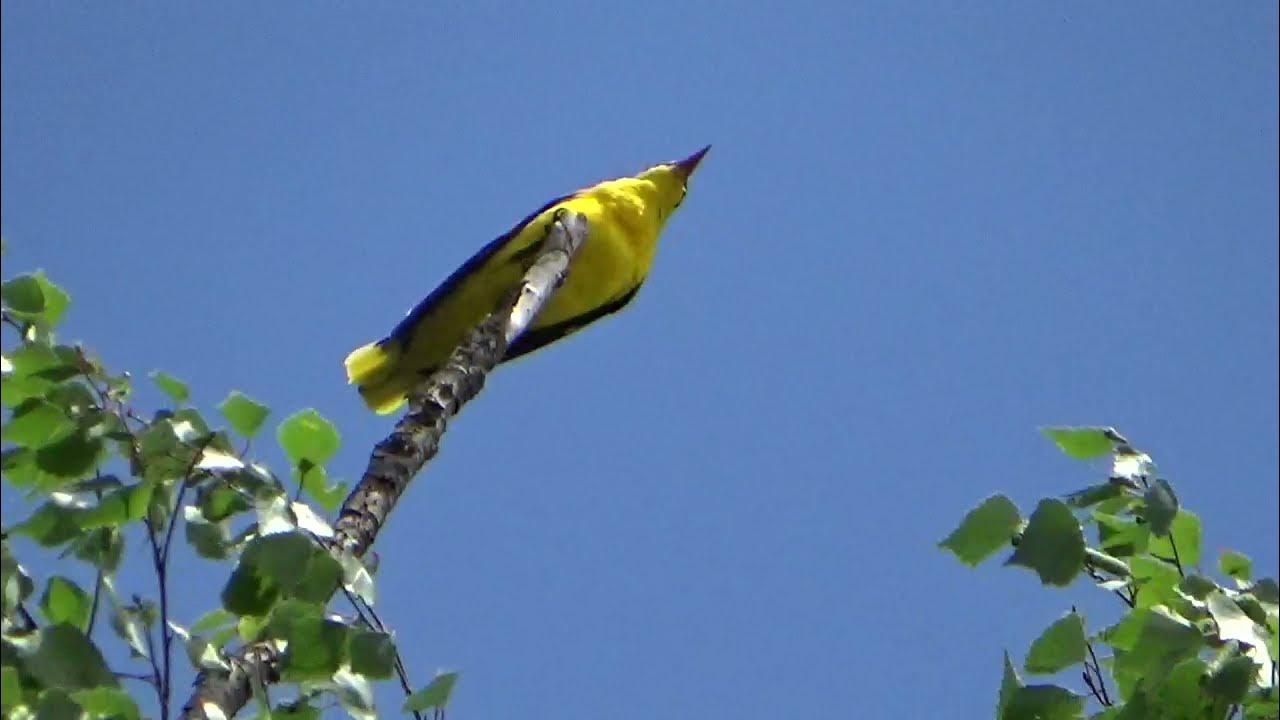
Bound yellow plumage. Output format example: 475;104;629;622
345;147;709;414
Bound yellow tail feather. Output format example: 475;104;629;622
344;342;408;414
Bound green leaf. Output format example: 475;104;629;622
184;508;230;560
1207;653;1258;705
35;689;82;720
23;623;117;689
997;651;1021;718
198;483;253;522
1206;591;1270;656
293;550;342;604
1245;690;1279;719
1142;479;1178;536
1064;481;1126;509
70;687;140;720
1112;609;1204;694
1220;551;1252;586
280;617;347;680
1000;684;1084;720
939;494;1021;566
81;482;154;529
294;463;347;512
1041;426;1116;460
332;667;374;718
1178;574;1218;600
108;598;153;659
30;271;70;328
404;671;459;713
190;608;234;635
1149;510;1201;567
348;630;396;679
12;501;85;547
149;370;190;405
2;274;46;316
218;391;270;438
1129;556;1182;609
39;576;90;629
2;398;75;448
277;409;340;467
1025;612;1087;674
1154;658;1210;719
0;343;75;407
1094;512;1150;558
35;430;105;481
221;531;321;616
2;543;35;615
1246;578;1278;605
1100;608;1150;652
1007;500;1085;586
70;529;124;574
0;666;21;710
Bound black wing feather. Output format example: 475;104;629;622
386;193;577;349
502;284;643;362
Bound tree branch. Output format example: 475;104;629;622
180;210;588;720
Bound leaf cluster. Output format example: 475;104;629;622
941;426;1278;719
2;268;456;718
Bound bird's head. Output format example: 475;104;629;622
633;145;710;226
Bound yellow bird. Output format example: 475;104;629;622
345;146;709;414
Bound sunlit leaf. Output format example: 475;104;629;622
24;623;117;689
1142;478;1178;536
277;409;339;467
218;391;270;438
1025;612;1087;674
939;494;1021;566
150;370;190;405
348;630;396;679
1220;551;1252;587
404;671;458;712
1007;500;1085;586
39;576;90;629
1040;426;1116;460
1;274;46;316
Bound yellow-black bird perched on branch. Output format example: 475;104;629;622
345;146;710;414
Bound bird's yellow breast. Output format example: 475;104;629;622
535;180;661;327
395;177;663;373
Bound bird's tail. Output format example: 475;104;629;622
344;341;409;415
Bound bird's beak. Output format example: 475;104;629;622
673;145;711;180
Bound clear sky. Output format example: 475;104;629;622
2;3;1277;718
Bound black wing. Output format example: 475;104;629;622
386;193;577;350
502;284;643;362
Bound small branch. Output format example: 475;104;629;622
1084;639;1112;706
142;611;165;713
143;521;171;720
162;435;215;566
1166;534;1185;578
86;571;103;636
340;588;422;720
180;211;589;720
1083;548;1130;579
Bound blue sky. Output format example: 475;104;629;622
2;3;1277;718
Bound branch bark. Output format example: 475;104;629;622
181;210;588;720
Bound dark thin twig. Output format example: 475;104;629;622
86;570;103;636
339;585;423;720
142;522;171;719
162;436;214;565
1166;534;1185;578
1084;640;1112;706
141;612;165;712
